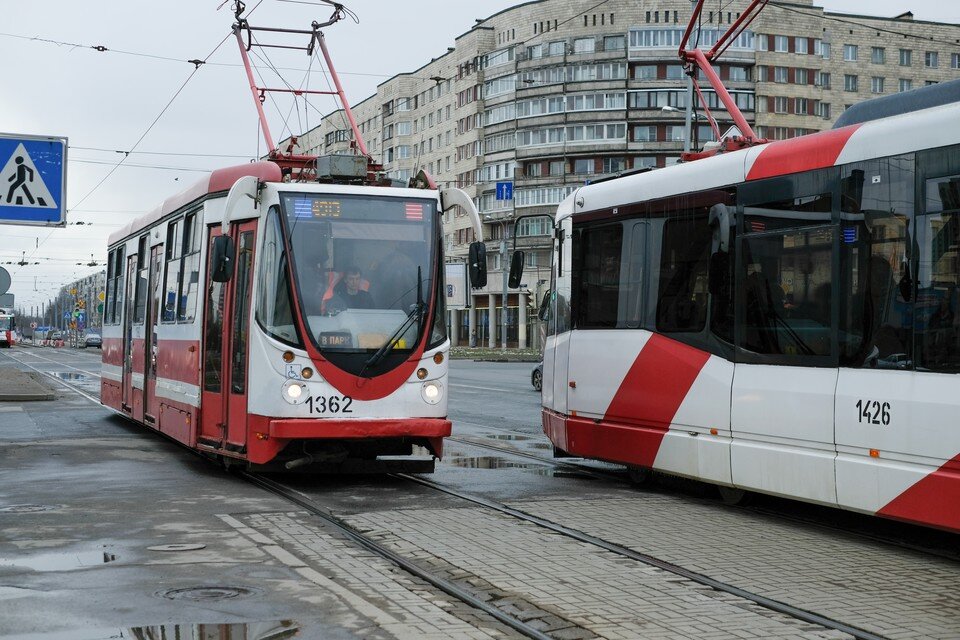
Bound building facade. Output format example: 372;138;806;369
284;0;960;348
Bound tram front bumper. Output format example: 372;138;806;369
266;417;451;441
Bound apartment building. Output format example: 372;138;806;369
284;0;960;348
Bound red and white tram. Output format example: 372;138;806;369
0;309;15;348
101;164;485;471
537;90;960;532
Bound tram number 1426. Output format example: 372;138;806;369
305;395;354;415
856;400;891;426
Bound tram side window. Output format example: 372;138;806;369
916;168;960;372
839;155;915;368
739;189;834;359
256;208;302;346
656;217;711;333
178;212;202;323
231;231;255;394
133;236;148;324
105;249;116;325
162;219;183;323
105;247;126;325
572;223;622;328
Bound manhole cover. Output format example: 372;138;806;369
147;544;207;552
157;586;258;602
0;504;57;513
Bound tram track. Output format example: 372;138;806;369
446;432;960;563
2;349;941;639
387;467;887;640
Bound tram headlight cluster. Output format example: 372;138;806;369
421;380;442;405
282;380;308;405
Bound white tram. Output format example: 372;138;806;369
0;309;15;347
101;163;486;471
536;89;960;532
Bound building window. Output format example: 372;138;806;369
633;125;657;142
795;68;808;84
603;157;625;173
871;47;885;64
925;51;939;68
795;37;808;54
844;74;858;92
899;49;912;66
775;35;788;52
816;71;831;89
549;160;564;176
844;44;858;62
396;121;411;136
871;77;885;94
665;125;686;141
953;53;960;69
899;78;913;92
773;96;788;113
573;158;595;175
794;98;807;115
573;38;596;54
774;66;788;83
816;102;831;119
603;35;626;51
634;64;657;80
818;41;831;59
729;66;749;81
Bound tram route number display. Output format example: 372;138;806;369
855;399;890;426
305;395;354;414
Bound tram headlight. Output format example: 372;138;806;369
421;380;442;405
282;380;307;405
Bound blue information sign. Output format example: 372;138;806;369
0;133;67;227
495;181;513;201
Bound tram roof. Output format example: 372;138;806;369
108;162;283;246
562;99;960;223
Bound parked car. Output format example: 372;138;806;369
531;363;543;391
83;331;102;349
48;331;63;342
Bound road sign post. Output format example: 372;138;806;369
0;133;67;227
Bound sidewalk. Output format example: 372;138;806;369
0;366;55;401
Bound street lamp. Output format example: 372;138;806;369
661;104;706;152
483;214;509;350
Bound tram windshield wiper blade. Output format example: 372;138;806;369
362;267;425;374
363;301;424;372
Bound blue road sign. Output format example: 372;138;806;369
0;133;67;227
495;181;513;201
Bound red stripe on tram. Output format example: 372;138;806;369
878;452;960;533
746;124;862;181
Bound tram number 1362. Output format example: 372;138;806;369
305;395;354;415
855;399;891;426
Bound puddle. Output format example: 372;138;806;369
52;372;90;382
0;550;116;572
9;621;300;640
443;454;565;476
157;585;259;602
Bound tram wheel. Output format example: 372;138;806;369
627;466;651;485
717;486;750;505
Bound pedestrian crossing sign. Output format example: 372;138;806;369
0;133;67;227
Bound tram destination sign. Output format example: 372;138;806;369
0;133;67;227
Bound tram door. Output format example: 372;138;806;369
200;221;257;453
121;254;137;413
143;244;164;424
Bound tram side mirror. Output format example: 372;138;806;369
210;235;236;283
468;241;487;288
538;290;552;321
508;251;525;288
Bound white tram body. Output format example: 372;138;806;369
541;99;960;531
102;162;478;470
0;310;15;347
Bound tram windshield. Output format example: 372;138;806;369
280;193;438;355
0;316;11;331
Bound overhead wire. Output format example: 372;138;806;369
13;0;268;283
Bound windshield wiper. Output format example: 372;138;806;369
361;267;425;375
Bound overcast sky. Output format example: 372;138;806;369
1;0;956;313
